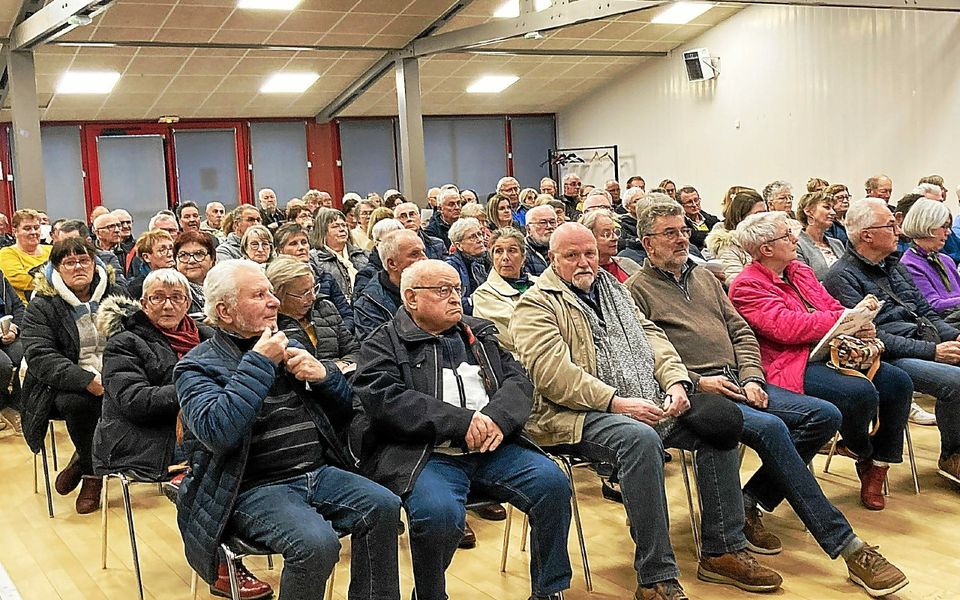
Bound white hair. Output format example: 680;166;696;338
393;202;419;218
371;218;403;243
621;186;646;209
902;198;950;239
202;260;263;326
142;268;190;300
400;259;453;296
525;205;555;223
912;183;942;198
148;213;177;230
735;212;789;256
111;209;131;219
438;187;461;205
378;228;420;264
342;192;362;204
846;198;890;243
258;188;275;200
448;217;480;244
497;177;519;192
562;172;581;184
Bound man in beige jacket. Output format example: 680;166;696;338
512;223;780;600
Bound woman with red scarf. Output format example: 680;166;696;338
92;268;272;600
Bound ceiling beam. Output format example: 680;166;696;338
315;0;477;122
463;48;667;57
0;0;48;109
53;40;399;53
10;0;116;50
729;0;960;10
402;0;665;58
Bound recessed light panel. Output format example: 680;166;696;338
261;72;319;94
652;2;713;25
494;0;552;18
238;0;300;9
467;75;519;94
56;71;121;94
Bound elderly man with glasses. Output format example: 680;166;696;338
824;198;960;486
353;259;573;600
523;205;559;276
678;186;719;251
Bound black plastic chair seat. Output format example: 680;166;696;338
222;536;273;557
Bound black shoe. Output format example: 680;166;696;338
601;479;623;504
473;503;507;521
458;522;477;549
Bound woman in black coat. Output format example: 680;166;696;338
21;238;127;514
266;256;359;373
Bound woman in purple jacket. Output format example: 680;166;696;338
899;199;960;326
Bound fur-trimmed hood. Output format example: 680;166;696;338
31;261;119;298
705;224;740;256
95;294;142;339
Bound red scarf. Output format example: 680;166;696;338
161;316;201;359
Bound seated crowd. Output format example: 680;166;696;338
4;171;960;600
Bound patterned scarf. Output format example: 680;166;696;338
574;269;676;438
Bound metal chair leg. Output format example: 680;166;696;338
190;571;198;599
905;425;921;494
499;504;513;573
49;422;58;470
559;456;592;592
267;554;274;570
222;545;242;600
520;513;529;552
822;432;840;473
101;475;110;569
120;475;145;600
40;446;54;518
679;450;702;559
33;452;38;494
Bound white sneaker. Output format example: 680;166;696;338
908;401;937;426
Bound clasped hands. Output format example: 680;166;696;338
465;411;504;453
611;382;692;426
252;327;327;383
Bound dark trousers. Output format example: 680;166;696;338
0;338;23;410
54;391;102;475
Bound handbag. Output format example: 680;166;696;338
827;334;884;436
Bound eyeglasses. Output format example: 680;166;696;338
597;229;621;241
153;246;175;255
247;241;273;251
764;231;797;245
680;198;701;207
328;222;348;230
531;219;559;227
177;250;210;263
285;283;321;302
145;293;187;307
644;227;692;241
412;285;463;300
119;220;132;227
462;231;484;242
833;194;851;202
96;223;121;231
864;223;899;233
59;257;93;270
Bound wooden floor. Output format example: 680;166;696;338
1;405;959;600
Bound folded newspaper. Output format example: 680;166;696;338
808;295;883;363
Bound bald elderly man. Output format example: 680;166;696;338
353;259;572;600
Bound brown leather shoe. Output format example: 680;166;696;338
472;503;507;521
698;550;782;592
634;579;689;600
938;454;960;484
743;507;781;555
857;461;887;511
210;560;273;600
845;544;908;597
458;521;477;549
75;476;102;515
55;453;83;496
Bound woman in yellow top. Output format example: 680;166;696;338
0;209;52;303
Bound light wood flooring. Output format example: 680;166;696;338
1;404;959;600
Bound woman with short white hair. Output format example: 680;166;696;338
445;217;489;315
900;199;960;325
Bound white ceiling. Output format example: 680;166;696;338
0;0;743;121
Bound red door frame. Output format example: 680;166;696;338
0;125;15;218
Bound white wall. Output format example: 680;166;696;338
557;5;960;215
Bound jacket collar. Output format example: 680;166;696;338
845;246;901;272
393;306;492;342
484;269;524;298
643;257;696;285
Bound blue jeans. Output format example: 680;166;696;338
567;411;745;586
229;465;401;600
739;386;855;558
803;362;912;463
404;443;572;600
889;357;960;459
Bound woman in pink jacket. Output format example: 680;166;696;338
729;212;912;511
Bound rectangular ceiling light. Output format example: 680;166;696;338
56;71;121;94
238;0;300;9
467;75;519;94
261;72;319;93
494;0;552;18
652;2;713;25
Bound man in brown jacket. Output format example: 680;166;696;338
512;223;781;600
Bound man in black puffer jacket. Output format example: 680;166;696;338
353;259;572;600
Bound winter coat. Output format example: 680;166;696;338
352;249;383;302
472;269;535;356
823;248;959;360
420;230;448;260
705;224;751;283
899;246;960;315
523;238;550;277
352;308;535;495
728;260;844;394
353;271;401;340
445;250;489;315
214;233;243;263
0;274;25;332
310;245;369;299
686;211;720;251
510;265;690;446
173;331;354;584
424;212;453;249
277;302;359;364
92;296;213;478
795;231;846;281
21;266;127;453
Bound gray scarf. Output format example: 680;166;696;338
575;270;676;438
